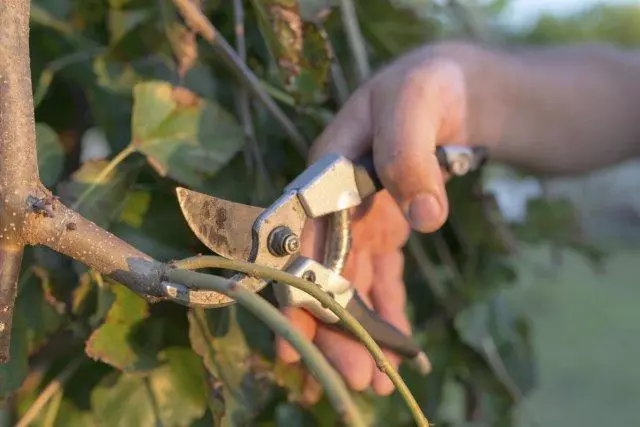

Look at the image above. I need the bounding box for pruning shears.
[169,146,487,373]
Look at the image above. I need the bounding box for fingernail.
[407,193,441,231]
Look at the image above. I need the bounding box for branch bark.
[0,0,41,361]
[0,247,23,362]
[24,196,165,301]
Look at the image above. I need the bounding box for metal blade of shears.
[176,187,263,262]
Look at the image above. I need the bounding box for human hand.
[276,44,479,404]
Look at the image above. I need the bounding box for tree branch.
[24,195,165,301]
[171,255,430,427]
[0,0,40,362]
[164,267,366,427]
[0,0,40,188]
[0,247,23,363]
[171,0,308,157]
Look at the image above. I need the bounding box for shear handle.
[336,292,430,374]
[353,145,488,195]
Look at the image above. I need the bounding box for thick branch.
[0,0,39,363]
[0,246,23,363]
[25,194,165,302]
[0,0,40,189]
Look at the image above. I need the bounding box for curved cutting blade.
[176,187,264,262]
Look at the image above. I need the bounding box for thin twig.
[171,0,308,156]
[164,267,366,427]
[171,255,430,427]
[232,0,275,195]
[339,0,370,84]
[15,357,84,427]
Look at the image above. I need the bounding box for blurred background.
[474,1,640,425]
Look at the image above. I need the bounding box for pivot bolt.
[268,226,300,256]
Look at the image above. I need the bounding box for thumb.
[370,59,467,233]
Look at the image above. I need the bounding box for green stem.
[339,0,370,84]
[164,267,365,427]
[171,255,430,427]
[71,144,137,210]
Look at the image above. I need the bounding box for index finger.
[308,84,374,163]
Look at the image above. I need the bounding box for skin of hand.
[275,40,640,404]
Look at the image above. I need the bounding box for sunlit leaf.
[85,283,159,372]
[57,157,141,229]
[36,123,64,188]
[146,347,208,426]
[131,81,245,189]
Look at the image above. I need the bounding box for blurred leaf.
[85,283,159,372]
[250,0,331,105]
[454,295,537,398]
[275,402,316,426]
[188,307,273,425]
[516,197,605,266]
[57,158,141,228]
[355,0,440,60]
[131,81,245,189]
[36,123,65,188]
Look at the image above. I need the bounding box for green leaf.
[188,308,273,426]
[147,347,208,425]
[58,157,141,229]
[131,81,245,189]
[85,283,159,372]
[91,347,208,427]
[36,123,65,188]
[18,269,65,354]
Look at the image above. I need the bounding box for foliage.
[1,0,601,425]
[514,3,640,46]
